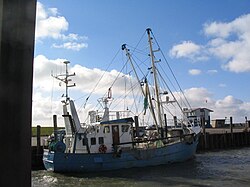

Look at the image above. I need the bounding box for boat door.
[112,125,120,145]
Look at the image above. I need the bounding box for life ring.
[99,144,107,153]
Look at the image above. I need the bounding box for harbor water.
[32,147,250,187]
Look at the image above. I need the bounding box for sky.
[33,0,250,126]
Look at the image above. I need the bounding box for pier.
[197,129,250,152]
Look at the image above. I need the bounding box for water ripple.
[32,147,250,187]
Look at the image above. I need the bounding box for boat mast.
[122,44,159,128]
[146,28,163,130]
[121,44,145,96]
[52,61,76,103]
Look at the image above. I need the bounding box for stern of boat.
[43,149,55,171]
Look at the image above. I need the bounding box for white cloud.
[183,88,250,122]
[32,55,250,126]
[170,14,250,73]
[203,14,250,39]
[203,21,232,38]
[48,8,58,16]
[52,42,88,51]
[61,33,88,41]
[36,2,47,20]
[184,87,213,104]
[212,96,248,121]
[188,69,201,75]
[169,40,209,62]
[35,2,88,51]
[162,87,250,123]
[215,95,243,107]
[204,14,250,72]
[32,55,139,125]
[170,41,201,58]
[32,92,62,126]
[207,69,218,74]
[71,65,137,96]
[33,55,135,95]
[33,55,67,92]
[36,2,68,39]
[219,83,226,88]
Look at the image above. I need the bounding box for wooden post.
[36,125,41,155]
[230,116,234,146]
[53,115,58,141]
[0,1,36,186]
[244,116,248,131]
[164,114,168,138]
[202,116,207,150]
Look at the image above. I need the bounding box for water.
[32,148,250,187]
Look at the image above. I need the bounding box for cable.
[82,47,121,108]
[150,30,192,109]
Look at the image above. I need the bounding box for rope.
[82,47,121,108]
[150,30,192,109]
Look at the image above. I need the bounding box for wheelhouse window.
[99,137,104,144]
[91,137,96,145]
[103,126,110,133]
[122,125,130,132]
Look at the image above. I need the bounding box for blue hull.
[43,138,198,173]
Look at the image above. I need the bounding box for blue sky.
[33,0,250,126]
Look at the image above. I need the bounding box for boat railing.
[112,132,196,147]
[97,110,132,121]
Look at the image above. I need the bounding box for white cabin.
[62,100,134,154]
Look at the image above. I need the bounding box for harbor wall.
[197,131,250,152]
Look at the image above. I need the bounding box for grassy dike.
[32,127,64,137]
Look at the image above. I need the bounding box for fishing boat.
[43,28,201,173]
